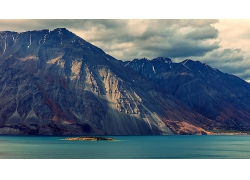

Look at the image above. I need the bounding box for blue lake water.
[1,135,250,159]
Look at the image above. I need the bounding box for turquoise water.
[0,135,250,159]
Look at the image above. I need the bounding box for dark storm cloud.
[217,64,250,82]
[196,48,250,81]
[185,25,219,40]
[0,20,220,58]
[64,19,220,60]
[143,40,220,58]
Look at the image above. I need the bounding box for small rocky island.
[65,136,114,141]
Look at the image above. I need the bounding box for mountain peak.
[131,57,172,63]
[181,59,195,63]
[51,27,72,34]
[1,28,250,135]
[48,27,75,37]
[134,57,149,61]
[53,27,68,31]
[152,57,172,63]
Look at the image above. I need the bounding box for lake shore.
[208,132,249,135]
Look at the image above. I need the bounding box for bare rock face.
[125,58,250,132]
[1,28,249,135]
[0,28,185,135]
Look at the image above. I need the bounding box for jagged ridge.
[0,28,199,135]
[1,28,250,135]
[125,58,250,132]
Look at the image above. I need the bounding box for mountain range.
[0,28,250,135]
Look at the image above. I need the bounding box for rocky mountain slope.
[0,28,205,135]
[0,28,250,135]
[125,58,250,132]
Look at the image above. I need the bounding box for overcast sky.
[1,0,250,83]
[0,1,249,173]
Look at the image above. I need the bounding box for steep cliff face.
[0,28,211,135]
[2,28,249,135]
[125,58,250,132]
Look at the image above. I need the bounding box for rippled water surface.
[1,135,250,159]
